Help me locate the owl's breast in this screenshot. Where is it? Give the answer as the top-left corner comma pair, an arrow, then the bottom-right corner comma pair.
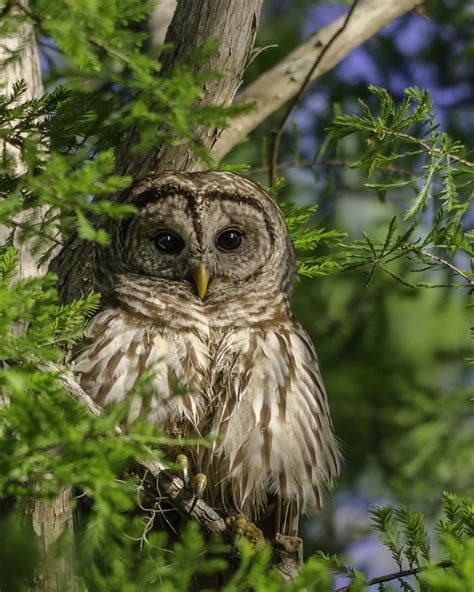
72,307 -> 213,430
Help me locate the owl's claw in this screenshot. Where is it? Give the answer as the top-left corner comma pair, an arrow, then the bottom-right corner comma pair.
176,454 -> 190,489
175,455 -> 207,514
225,513 -> 265,550
188,472 -> 207,514
191,472 -> 207,499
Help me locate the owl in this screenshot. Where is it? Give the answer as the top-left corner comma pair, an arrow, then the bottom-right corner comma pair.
52,171 -> 340,538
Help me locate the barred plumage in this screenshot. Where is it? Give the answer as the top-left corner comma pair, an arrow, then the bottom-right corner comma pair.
53,171 -> 340,537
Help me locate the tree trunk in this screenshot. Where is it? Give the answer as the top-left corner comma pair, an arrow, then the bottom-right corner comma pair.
117,0 -> 264,176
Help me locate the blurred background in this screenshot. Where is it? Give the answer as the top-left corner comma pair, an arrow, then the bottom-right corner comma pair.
222,0 -> 473,584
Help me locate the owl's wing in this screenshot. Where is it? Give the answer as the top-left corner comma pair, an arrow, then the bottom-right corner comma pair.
216,322 -> 341,536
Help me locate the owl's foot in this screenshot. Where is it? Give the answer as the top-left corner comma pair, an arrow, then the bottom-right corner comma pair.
175,454 -> 207,513
190,472 -> 207,499
176,454 -> 190,489
225,513 -> 265,550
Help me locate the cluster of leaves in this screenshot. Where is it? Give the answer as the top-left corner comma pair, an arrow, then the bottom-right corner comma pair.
316,493 -> 474,592
288,90 -> 472,532
251,88 -> 473,295
326,86 -> 473,289
0,244 -> 168,521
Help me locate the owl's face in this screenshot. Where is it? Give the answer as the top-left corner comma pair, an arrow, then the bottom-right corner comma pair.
105,172 -> 296,302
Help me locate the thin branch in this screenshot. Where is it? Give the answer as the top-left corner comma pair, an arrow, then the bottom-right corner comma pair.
420,249 -> 474,288
268,0 -> 361,186
336,560 -> 453,591
251,158 -> 349,175
248,158 -> 414,177
373,128 -> 474,169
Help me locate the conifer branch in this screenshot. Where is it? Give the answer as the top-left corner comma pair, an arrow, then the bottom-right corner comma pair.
336,560 -> 453,591
420,250 -> 474,288
365,128 -> 474,169
248,158 -> 414,177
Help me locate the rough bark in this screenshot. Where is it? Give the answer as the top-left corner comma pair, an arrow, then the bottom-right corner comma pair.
212,0 -> 421,161
0,1 -> 44,278
117,0 -> 263,177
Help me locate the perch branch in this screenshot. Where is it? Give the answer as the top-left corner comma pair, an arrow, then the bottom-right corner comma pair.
212,0 -> 422,162
43,362 -> 230,538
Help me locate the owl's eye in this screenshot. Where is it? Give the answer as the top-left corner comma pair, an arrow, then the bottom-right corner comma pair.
216,228 -> 243,252
153,230 -> 184,255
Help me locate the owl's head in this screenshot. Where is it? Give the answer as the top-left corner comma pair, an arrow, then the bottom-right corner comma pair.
104,171 -> 296,303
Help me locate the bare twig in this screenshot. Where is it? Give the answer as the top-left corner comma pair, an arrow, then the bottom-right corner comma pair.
268,0 -> 361,186
336,560 -> 453,591
252,158 -> 349,175
248,158 -> 414,177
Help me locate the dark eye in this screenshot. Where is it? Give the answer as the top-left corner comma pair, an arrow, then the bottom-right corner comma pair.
153,230 -> 184,255
216,228 -> 243,252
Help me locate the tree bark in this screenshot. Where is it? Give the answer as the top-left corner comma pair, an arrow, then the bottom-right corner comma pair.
117,0 -> 264,177
0,0 -> 43,278
212,0 -> 421,161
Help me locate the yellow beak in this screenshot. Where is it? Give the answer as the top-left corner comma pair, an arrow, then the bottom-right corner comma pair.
194,262 -> 210,300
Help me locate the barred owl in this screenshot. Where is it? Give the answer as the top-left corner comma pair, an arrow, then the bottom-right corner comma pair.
52,171 -> 340,537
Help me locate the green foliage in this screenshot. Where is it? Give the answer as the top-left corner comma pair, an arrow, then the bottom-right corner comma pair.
281,201 -> 347,277
326,86 -> 473,288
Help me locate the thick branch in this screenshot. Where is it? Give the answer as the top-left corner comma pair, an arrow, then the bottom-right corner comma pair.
0,0 -> 44,278
212,0 -> 421,162
269,0 -> 360,185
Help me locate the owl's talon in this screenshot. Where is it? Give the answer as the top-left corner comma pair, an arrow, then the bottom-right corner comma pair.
176,453 -> 190,489
188,472 -> 207,514
225,513 -> 265,550
191,472 -> 207,499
